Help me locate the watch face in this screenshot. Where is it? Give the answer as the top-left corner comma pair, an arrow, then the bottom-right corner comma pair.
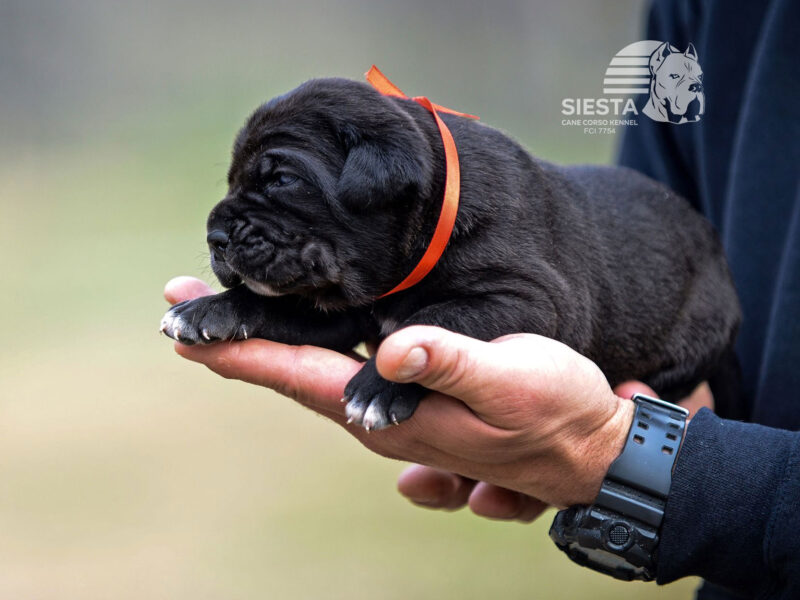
569,542 -> 640,574
549,505 -> 658,582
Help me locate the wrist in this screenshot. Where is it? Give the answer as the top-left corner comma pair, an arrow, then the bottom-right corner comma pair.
574,396 -> 636,506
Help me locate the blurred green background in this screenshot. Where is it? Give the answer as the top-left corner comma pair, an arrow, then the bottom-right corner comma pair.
0,1 -> 699,598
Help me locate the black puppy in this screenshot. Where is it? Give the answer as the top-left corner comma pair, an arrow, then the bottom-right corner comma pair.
160,76 -> 741,430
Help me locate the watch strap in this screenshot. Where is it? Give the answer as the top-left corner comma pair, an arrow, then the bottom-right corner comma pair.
594,393 -> 688,528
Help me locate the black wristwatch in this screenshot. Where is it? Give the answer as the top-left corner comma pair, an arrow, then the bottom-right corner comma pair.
549,393 -> 689,581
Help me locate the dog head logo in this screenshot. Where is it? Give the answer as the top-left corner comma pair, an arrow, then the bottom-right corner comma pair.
643,42 -> 704,124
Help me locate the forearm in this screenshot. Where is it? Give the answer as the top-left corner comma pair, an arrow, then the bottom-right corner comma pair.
658,409 -> 800,596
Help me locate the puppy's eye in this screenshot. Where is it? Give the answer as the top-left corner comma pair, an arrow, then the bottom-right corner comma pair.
669,73 -> 680,79
273,172 -> 299,187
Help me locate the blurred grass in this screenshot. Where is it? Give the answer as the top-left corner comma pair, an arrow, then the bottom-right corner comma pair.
0,1 -> 700,598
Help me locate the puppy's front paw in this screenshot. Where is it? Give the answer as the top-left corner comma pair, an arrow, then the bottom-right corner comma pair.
159,297 -> 250,345
343,359 -> 426,431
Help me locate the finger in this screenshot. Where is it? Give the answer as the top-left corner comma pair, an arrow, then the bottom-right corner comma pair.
396,464 -> 475,510
468,482 -> 549,522
164,276 -> 216,305
613,380 -> 658,400
175,339 -> 362,414
175,340 -> 508,477
170,322 -> 493,468
679,381 -> 714,417
174,336 -> 437,452
375,326 -> 554,407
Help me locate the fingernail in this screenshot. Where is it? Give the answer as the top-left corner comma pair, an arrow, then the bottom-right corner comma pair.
395,346 -> 428,381
408,498 -> 441,507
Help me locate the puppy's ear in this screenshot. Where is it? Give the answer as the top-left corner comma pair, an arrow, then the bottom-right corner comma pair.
336,123 -> 434,211
684,43 -> 698,61
649,41 -> 672,73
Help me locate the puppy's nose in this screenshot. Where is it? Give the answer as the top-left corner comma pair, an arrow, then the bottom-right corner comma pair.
207,229 -> 230,250
689,82 -> 703,93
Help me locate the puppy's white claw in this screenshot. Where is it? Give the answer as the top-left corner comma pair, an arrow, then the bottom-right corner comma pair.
346,416 -> 354,425
242,325 -> 248,340
202,329 -> 211,341
159,322 -> 167,334
391,413 -> 400,426
340,397 -> 347,403
174,327 -> 181,340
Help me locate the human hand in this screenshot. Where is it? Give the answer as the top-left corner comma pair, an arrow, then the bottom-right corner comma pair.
164,276 -> 635,510
399,381 -> 713,522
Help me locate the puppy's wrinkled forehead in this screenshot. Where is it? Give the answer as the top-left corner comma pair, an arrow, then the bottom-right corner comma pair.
227,78 -> 393,189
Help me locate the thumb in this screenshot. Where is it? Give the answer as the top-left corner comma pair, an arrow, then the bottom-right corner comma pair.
164,276 -> 216,305
375,326 -> 525,405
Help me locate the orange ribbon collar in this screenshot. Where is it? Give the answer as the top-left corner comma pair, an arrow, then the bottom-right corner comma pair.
365,65 -> 479,298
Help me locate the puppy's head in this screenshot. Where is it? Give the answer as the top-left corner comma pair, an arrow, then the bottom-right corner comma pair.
207,78 -> 436,309
648,42 -> 704,122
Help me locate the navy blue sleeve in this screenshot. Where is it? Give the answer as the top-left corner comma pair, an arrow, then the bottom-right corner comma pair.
657,409 -> 800,597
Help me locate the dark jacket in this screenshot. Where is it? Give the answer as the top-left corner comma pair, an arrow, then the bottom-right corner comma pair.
617,0 -> 800,597
619,0 -> 800,599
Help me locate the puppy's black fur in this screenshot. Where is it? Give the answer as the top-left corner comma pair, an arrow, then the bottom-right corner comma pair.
161,77 -> 741,430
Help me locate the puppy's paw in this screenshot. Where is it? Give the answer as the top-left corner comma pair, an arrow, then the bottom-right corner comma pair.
343,359 -> 426,431
159,296 -> 250,345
